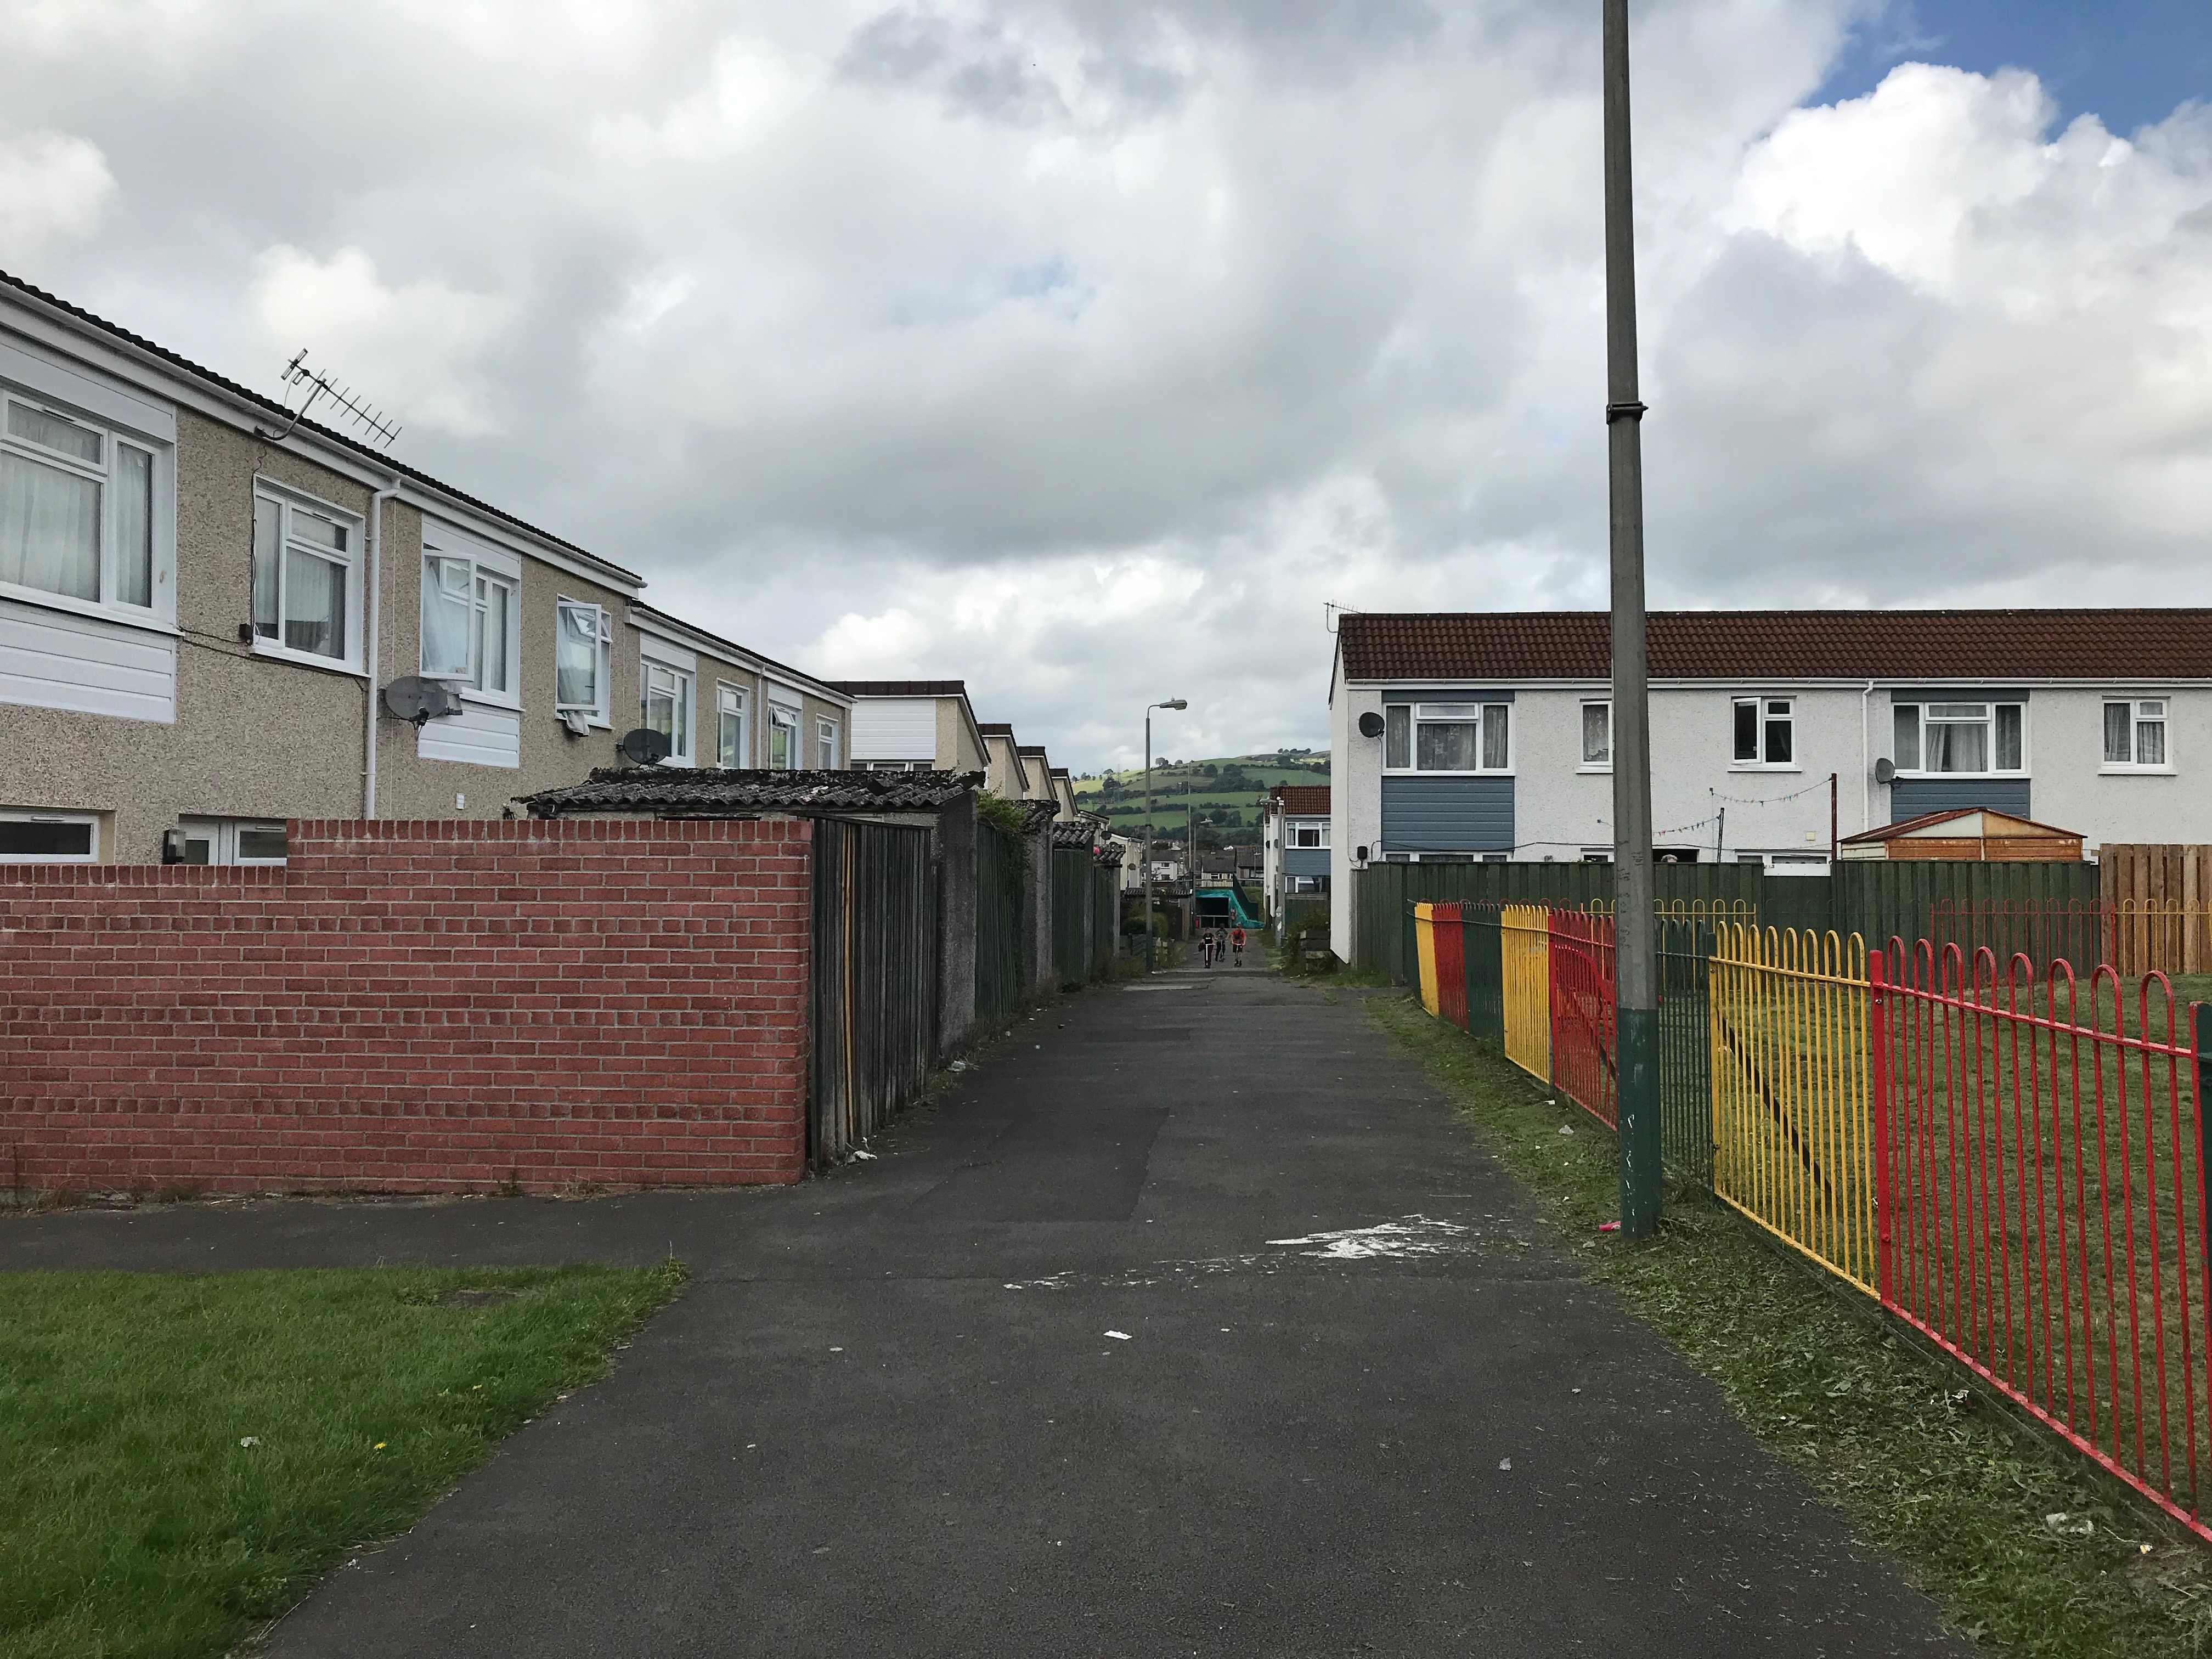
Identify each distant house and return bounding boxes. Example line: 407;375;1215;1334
1328;609;2212;953
1017;745;1077;821
977;722;1031;799
833;680;988;774
1263;784;1331;911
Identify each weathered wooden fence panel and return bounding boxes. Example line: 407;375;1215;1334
974;821;1025;1023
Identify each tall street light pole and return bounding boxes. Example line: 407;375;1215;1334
1143;698;1187;971
1605;0;1662;1238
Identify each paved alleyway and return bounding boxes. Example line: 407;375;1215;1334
3;965;1967;1657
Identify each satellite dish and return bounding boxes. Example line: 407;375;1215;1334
1357;712;1386;738
382;676;461;725
1874;757;1897;785
618;726;673;765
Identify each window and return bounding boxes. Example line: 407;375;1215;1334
2103;699;2169;769
716;683;749;768
1382;702;1511;772
641;659;693;763
0;808;98;862
1733;698;1794;766
0;391;167;620
419;539;519;701
1893;702;2025;774
556;600;612;725
1581;700;1612;768
1291;823;1328;849
251;486;359;665
768;705;800;769
173;818;286;865
816;716;839;770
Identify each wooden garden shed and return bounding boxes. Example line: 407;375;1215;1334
1838;808;2085;863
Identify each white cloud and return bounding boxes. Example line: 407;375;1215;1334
247;246;520;438
0;3;2204;765
0;130;114;250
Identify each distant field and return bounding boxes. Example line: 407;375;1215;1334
1074;752;1329;839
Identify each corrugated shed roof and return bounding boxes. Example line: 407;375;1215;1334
521;768;980;817
1336;611;2212;682
829;680;968;696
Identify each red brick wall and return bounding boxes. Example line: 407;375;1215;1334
0;817;811;1195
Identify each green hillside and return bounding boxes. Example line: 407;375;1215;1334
1071;751;1329;846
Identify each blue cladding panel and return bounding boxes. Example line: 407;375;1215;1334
1381;776;1515;853
1891;778;2032;821
1284;848;1330;875
1382;688;1516;704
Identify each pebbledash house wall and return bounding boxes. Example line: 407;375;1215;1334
0;817;811;1195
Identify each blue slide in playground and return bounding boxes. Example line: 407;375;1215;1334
1195;880;1263;929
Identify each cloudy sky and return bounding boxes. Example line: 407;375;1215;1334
3;1;2208;769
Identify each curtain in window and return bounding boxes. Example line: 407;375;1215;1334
1582;703;1610;765
252;497;281;637
0;451;100;599
286;549;346;657
2104;703;2131;764
1417;720;1479;770
556;606;598;708
475;574;512;694
114;445;153;607
1384;704;1410;769
420;557;471;676
2137;706;2166;766
1926;719;1986;772
1483;706;1510;770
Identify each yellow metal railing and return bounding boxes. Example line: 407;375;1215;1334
1587;898;1759;926
1413;903;1442;1015
1501;904;1551;1081
1708;924;1878;1294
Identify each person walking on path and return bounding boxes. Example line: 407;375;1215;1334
1231;926;1245;967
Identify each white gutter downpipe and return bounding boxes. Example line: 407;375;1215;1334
1860;679;1876;834
363;478;404;817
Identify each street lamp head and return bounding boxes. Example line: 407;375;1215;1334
1163;698;1187;710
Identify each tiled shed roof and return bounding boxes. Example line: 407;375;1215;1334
1269;785;1331;816
520;768;980;817
1336;611;2212;682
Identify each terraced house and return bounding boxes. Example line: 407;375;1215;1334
0;269;849;864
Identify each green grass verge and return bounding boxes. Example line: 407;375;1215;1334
1367;995;2212;1658
0;1261;685;1659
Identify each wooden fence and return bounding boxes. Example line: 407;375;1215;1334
2100;845;2212;976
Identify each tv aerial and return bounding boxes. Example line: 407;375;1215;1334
256;349;403;450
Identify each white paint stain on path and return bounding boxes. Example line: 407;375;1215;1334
1264;1216;1472;1261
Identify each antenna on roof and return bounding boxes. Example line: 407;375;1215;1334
255;349;403;450
1324;601;1361;634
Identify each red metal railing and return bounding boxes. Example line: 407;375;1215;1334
1875;939;2211;1536
1434;902;1468;1031
1549;910;1616;1128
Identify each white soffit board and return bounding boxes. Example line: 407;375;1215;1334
0;334;177;443
639;633;697;672
417;702;522;769
0;597;176;723
850;698;934;760
421;515;521;578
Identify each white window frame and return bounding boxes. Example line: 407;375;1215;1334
768;704;801;770
816;715;839;770
641;656;695;766
419;528;522;708
252;479;364;673
1381;701;1514;775
1291;822;1329;849
175;817;288;866
555;598;613;727
0;808;100;863
717;682;750;769
2101;696;2172;774
1892;699;2028;778
1731;696;1798;770
0;387;174;628
1579;699;1612;771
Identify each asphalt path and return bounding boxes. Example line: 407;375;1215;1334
3;956;1970;1657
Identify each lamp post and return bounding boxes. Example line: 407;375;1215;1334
1143;698;1187;970
1604;0;1661;1238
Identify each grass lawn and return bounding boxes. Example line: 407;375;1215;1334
1368;994;2212;1659
0;1261;684;1659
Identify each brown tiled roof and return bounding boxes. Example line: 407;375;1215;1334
828;680;967;696
1270;785;1331;815
520;767;980;816
1336;611;2212;682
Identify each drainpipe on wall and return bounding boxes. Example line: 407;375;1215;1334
1860;679;1876;836
362;477;405;817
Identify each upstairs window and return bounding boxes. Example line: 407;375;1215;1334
419;540;519;701
555;600;612;724
2104;699;2168;768
1383;702;1511;772
641;659;693;764
816;716;839;769
1;392;166;620
716;684;749;768
1291;823;1328;849
768;705;800;769
1581;701;1612;768
254;486;359;665
1733;698;1794;766
1893;702;2024;774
